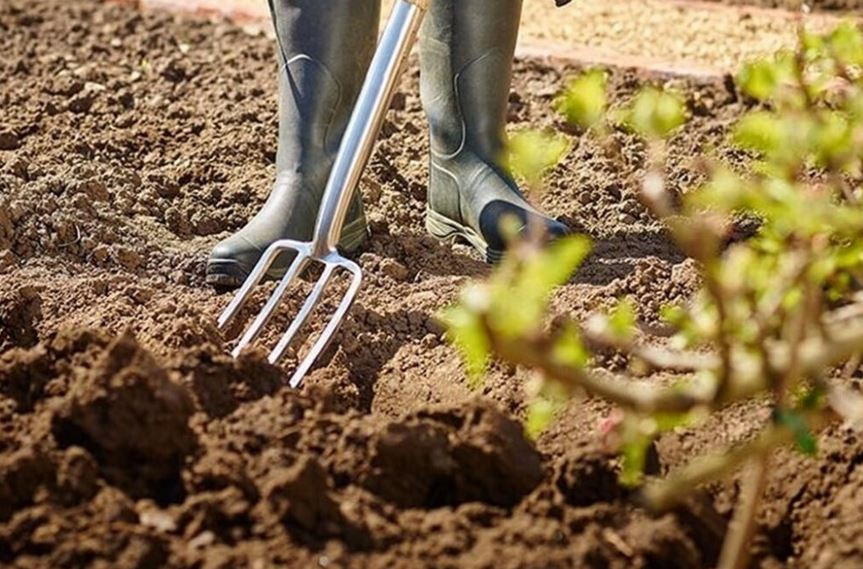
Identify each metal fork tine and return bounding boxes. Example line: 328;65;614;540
219;0;427;387
268;263;336;365
218;241;299;329
230;252;309;358
286;261;363;388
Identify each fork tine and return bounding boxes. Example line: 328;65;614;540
268;263;336;365
231;252;309;358
286;260;363;388
218;241;296;329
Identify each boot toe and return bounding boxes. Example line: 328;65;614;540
545;216;570;241
479;201;568;253
206;236;264;288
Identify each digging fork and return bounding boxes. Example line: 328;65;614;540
218;0;429;388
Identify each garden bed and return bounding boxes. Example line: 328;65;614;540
2;1;862;567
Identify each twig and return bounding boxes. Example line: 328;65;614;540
488;313;863;418
582;320;719;372
641;409;831;511
717;455;770;569
489;328;714;413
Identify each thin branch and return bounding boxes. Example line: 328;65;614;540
488;314;863;418
582;321;719;373
489;329;712;414
641;410;832;512
717;455;771;569
792;317;863;376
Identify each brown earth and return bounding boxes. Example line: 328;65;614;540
704;0;863;11
1;0;863;567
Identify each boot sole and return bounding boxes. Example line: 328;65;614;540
425;209;503;264
206;216;369;289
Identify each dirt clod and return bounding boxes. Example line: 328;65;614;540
51;332;197;501
0;286;42;351
2;0;863;567
0;130;20;151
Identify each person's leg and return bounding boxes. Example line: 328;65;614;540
207;0;380;287
420;0;568;263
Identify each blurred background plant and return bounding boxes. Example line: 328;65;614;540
444;19;863;569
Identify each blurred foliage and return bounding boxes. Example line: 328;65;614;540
506;129;571;189
444;20;863;540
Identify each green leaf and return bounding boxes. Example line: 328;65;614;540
737;52;796;103
687;166;748;213
608;297;638;341
661;304;687;326
813;110;852;167
506;129;571;187
557;70;608;128
624;88;686;139
491;235;591;337
653;411;695;432
797;386;825;411
620;435;650;487
774;410;818;456
738;59;784;101
552;324;590;368
526;398;558;439
524;376;570;439
520;236;592;295
801;30;826;57
733;111;784;154
828;21;863;67
440;286;492;385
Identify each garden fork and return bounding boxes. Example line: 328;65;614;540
218;0;428;388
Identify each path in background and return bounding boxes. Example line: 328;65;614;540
128;0;843;76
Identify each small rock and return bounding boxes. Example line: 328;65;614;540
92;245;109;263
4;156;29;179
380;258;409;282
139;509;177;533
389;91;407;111
68;91;96;114
0;250;16;272
424;318;445;336
188;531;215;550
0;130;20;151
114;247;143;270
77;179;109;202
620;199;641;216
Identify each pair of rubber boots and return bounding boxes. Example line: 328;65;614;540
206;0;569;287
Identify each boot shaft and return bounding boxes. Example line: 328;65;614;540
268;0;381;178
420;0;523;166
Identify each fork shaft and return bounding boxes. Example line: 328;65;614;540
312;0;426;256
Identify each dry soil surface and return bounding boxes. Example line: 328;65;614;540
2;1;863;568
704;0;863;11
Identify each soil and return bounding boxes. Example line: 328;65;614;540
704;0;863;11
520;0;838;78
1;0;863;568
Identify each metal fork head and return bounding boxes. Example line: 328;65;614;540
217;239;363;389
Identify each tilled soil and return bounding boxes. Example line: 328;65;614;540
2;0;863;568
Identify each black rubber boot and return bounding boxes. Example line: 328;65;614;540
207;0;380;287
420;0;568;263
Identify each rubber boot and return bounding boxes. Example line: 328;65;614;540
207;0;380;287
420;0;568;263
